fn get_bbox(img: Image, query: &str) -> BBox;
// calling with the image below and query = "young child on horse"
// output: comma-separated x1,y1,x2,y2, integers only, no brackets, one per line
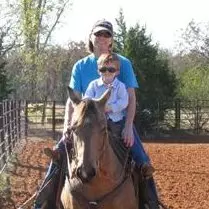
84,52,154,178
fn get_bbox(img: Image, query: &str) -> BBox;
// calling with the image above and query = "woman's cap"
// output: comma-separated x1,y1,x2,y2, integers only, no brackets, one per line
92,19,113,36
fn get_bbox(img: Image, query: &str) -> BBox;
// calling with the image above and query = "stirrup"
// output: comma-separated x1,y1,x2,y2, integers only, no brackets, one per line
140,163,155,180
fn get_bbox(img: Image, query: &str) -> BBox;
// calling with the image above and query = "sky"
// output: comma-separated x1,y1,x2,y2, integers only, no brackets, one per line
52,0,209,51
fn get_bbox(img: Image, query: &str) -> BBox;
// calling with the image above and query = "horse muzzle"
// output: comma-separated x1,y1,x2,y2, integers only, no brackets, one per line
76,165,96,183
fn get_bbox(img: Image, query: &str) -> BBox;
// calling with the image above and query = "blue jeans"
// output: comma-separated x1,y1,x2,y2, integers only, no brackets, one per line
131,125,150,165
55,136,66,152
118,121,159,208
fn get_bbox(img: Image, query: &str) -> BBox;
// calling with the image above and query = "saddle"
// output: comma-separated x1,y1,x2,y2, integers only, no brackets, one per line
107,119,134,175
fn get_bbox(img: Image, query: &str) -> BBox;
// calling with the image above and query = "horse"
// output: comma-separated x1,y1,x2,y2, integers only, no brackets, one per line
60,87,137,209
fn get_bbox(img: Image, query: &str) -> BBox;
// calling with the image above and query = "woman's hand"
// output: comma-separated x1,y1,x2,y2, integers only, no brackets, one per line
63,125,72,141
122,123,134,147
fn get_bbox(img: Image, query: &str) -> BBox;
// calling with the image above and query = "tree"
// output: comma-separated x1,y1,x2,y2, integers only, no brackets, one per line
173,20,209,100
123,24,177,108
0,11,15,100
0,58,11,100
0,1,21,53
114,13,177,131
178,67,209,100
20,0,72,100
177,20,209,66
35,41,88,102
114,8,127,53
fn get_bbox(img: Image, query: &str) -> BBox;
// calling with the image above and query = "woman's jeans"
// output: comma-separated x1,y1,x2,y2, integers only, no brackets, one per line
131,125,150,165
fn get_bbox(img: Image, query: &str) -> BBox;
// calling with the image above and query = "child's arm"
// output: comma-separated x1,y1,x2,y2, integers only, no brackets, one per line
107,82,128,113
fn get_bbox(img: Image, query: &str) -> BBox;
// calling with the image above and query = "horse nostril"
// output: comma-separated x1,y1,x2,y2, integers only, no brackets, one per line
90,168,96,178
76,166,96,183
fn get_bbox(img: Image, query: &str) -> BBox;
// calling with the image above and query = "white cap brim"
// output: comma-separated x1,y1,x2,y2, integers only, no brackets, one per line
92,26,113,35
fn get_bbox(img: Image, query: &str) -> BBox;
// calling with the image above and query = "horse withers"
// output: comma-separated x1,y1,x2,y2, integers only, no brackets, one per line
60,87,137,209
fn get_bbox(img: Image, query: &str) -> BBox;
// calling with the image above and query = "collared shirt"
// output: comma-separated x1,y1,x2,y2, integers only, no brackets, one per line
69,53,139,96
84,77,129,122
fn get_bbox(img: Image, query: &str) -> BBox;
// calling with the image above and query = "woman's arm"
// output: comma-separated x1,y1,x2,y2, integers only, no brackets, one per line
63,91,81,135
122,88,136,147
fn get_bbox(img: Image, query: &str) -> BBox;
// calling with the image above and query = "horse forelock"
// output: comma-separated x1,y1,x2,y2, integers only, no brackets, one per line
72,99,103,129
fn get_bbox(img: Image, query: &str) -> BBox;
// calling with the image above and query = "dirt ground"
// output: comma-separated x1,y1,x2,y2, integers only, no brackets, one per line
0,137,209,209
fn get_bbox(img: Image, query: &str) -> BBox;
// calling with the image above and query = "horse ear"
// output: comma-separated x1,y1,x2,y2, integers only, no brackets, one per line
67,86,81,105
96,87,112,108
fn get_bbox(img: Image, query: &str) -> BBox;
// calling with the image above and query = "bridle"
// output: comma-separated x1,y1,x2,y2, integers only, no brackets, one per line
66,123,108,178
64,120,131,209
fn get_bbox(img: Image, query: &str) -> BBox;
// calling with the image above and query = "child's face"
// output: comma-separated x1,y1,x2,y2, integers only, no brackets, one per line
99,62,118,84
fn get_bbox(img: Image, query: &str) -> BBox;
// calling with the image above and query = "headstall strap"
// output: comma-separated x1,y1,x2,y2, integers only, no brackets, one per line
70,176,129,209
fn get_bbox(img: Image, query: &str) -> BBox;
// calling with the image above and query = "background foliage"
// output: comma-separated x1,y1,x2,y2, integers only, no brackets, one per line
1,4,209,107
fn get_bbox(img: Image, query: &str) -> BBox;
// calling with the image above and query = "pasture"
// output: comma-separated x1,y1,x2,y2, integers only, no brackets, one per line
0,137,208,209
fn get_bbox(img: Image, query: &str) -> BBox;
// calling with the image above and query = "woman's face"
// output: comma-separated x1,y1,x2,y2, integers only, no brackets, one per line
90,30,112,53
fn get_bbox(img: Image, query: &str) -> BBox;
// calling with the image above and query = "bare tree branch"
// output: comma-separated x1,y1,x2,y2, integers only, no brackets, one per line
36,0,47,51
41,0,69,52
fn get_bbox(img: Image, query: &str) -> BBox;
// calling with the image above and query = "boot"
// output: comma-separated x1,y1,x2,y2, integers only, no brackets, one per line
138,175,160,209
44,147,61,162
140,163,155,180
33,161,61,209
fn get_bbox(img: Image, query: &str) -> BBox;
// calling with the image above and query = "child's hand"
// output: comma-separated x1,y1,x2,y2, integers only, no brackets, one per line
105,104,112,113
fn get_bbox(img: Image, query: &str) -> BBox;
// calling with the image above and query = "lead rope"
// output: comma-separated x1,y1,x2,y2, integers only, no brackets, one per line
65,142,72,179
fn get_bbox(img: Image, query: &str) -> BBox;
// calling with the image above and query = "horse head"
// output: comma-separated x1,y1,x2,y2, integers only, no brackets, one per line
67,87,111,183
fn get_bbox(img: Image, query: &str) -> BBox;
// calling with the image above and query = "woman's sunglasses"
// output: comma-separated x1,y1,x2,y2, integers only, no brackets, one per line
94,31,112,38
99,67,117,73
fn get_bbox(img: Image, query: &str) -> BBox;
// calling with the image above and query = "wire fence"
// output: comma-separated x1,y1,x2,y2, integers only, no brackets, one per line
136,99,209,138
0,100,27,173
1,98,209,172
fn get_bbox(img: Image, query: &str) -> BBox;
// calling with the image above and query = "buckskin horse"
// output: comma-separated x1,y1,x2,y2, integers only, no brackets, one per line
60,87,137,209
18,87,168,209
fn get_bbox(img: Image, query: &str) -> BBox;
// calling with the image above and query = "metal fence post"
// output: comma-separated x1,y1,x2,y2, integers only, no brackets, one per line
6,101,12,155
52,101,56,140
14,101,18,145
175,99,181,130
11,100,15,149
0,102,6,170
25,100,28,140
195,100,200,135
